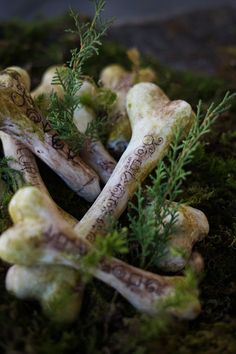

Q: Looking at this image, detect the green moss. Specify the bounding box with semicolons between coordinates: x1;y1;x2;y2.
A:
0;13;236;354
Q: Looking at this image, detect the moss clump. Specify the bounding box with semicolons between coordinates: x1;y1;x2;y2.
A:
0;13;236;354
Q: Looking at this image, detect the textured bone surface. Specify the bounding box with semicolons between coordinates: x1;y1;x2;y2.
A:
1;130;81;320
156;204;209;272
74;82;193;242
31;65;64;99
0;68;101;201
7;66;31;91
0;131;77;225
6;264;83;323
32;68;117;183
0;187;201;319
73;81;117;183
100;64;156;156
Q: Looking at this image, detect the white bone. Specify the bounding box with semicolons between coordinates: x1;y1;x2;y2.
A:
0;186;201;319
155;204;209;272
33;67;117;183
0;131;77;225
6;264;83;323
0;68;101;202
100;64;156;156
74;82;193;241
73;81;117;183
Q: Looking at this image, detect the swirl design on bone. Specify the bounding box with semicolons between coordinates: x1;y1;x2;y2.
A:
2;70;81;161
86;135;163;242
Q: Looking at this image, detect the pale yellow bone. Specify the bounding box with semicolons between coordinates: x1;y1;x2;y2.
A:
0;68;101;201
0;131;77;225
31;65;64;100
156;204;209;272
32;67;117;183
0;186;201;319
74;82;193;242
6;264;83;323
100;64;156;156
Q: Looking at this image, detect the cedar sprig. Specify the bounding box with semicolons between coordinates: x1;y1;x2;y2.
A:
128;92;236;269
48;0;113;153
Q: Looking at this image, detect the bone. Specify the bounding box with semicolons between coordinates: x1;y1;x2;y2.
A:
74;82;193;242
0;131;77;225
6;195;207;319
0;130;84;321
33;67;117;183
100;64;156;157
155;204;209;272
0;186;201;319
31;65;64;100
72;81;117;183
6;264;83;323
0;68;101;202
3;82;201;320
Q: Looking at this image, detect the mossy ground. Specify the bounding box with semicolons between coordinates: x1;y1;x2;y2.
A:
0;15;236;354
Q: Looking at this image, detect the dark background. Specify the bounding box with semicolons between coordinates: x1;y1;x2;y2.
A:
0;0;236;22
1;1;236;81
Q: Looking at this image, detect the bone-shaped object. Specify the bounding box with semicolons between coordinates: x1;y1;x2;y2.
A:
100;64;156;156
72;81;117;183
74;82;193;241
1;130;84;320
5;192;207;319
31;65;64;100
0;127;84;321
155;204;209;272
0;68;100;201
6;264;83;323
2;83;201;320
32;67;117;183
0;186;201;319
0;131;77;225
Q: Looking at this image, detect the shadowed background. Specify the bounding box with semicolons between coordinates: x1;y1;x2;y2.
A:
0;0;236;79
0;0;235;22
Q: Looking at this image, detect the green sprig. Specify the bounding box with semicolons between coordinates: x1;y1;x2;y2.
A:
80;228;128;283
48;0;113;153
128;92;236;269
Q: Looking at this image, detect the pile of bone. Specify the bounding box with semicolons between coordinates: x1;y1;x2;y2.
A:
0;64;209;323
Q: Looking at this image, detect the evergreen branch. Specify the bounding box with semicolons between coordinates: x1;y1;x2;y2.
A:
128;92;236;268
80;228;128;283
48;0;113;153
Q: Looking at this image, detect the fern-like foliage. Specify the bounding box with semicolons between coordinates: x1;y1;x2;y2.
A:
128;92;236;269
80;228;128;283
48;0;113;153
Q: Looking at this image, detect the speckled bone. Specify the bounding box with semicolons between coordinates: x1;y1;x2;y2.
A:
0;68;101;202
6;264;83;323
3;81;195;320
0;186;201;319
74;82;193;242
72;80;117;183
0;131;77;225
32;67;117;183
154;203;209;272
100;64;156;156
0;125;84;321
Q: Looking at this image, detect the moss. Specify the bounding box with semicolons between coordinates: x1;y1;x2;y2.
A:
0;13;236;354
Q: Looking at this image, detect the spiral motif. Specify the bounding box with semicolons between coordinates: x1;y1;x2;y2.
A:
156;136;164;145
11;91;25;107
51;134;65;150
26;108;42;124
